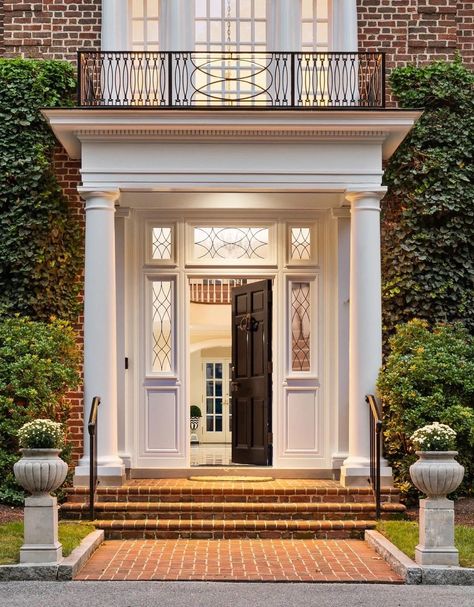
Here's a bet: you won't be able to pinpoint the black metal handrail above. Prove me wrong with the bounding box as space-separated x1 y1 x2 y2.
88 396 100 521
78 50 385 109
366 394 382 519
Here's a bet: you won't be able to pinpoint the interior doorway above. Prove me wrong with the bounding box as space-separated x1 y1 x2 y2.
189 277 272 467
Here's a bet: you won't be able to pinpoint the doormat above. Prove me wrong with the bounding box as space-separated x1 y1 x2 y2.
188 476 274 482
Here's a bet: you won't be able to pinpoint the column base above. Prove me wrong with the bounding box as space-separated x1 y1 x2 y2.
74 456 126 487
415 546 460 567
20 544 62 565
340 456 393 488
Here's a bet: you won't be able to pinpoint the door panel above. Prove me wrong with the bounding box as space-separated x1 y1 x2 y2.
231 279 272 465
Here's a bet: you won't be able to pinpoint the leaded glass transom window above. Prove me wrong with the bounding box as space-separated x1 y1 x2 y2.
193 227 269 260
302 0 330 52
152 227 173 260
291 282 311 372
130 0 160 51
291 227 311 261
152 280 173 372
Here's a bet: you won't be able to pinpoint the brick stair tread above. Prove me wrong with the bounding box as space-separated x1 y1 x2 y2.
61 501 405 513
93 518 377 530
66 486 398 497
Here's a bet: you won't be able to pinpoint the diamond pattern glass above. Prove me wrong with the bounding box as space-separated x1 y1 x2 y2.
291 227 311 261
291 282 311 372
193 227 269 260
152 280 172 372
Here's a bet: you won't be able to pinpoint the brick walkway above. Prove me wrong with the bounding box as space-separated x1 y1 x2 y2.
76 539 403 583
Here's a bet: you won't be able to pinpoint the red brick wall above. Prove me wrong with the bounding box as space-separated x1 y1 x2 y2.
53 148 85 464
1 1 101 60
358 1 474 104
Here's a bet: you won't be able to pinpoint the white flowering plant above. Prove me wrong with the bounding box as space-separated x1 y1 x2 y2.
410 422 457 452
17 419 65 450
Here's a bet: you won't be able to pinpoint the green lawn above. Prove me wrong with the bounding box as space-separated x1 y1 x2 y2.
377 520 474 568
0 521 95 566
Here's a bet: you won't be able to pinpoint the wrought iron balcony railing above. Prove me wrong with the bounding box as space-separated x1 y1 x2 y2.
78 51 385 109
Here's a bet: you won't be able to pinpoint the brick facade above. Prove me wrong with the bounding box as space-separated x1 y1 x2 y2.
1 1 101 60
358 1 474 104
0 1 473 466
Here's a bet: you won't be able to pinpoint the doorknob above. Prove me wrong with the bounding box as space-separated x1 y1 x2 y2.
230 381 240 393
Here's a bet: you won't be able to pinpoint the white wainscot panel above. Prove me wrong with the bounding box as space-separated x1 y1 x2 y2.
145 388 179 453
284 388 320 454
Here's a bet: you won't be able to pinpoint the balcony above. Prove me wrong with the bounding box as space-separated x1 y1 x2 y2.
78 51 385 109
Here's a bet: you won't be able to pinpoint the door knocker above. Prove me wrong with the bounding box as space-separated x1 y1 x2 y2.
239 313 259 332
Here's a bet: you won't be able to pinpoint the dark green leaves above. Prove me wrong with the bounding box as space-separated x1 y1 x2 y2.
0 58 82 321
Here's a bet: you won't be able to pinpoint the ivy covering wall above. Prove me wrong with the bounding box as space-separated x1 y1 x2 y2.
0 59 82 320
382 58 474 339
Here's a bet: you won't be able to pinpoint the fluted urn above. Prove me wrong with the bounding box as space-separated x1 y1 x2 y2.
13 448 68 496
409 451 464 499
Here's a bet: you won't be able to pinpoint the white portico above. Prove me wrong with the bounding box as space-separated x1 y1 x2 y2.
44 107 419 486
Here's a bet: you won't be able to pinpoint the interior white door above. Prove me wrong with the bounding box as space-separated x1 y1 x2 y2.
201 359 231 444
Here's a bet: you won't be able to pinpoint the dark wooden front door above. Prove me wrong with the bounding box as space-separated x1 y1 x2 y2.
231 279 272 466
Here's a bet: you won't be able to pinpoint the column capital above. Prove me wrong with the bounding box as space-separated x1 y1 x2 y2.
344 189 387 207
79 189 120 211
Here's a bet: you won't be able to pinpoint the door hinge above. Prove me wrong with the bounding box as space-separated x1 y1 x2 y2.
267 361 273 374
125 357 129 370
267 432 273 445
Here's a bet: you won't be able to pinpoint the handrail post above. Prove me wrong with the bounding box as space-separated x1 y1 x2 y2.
366 394 382 519
88 396 100 521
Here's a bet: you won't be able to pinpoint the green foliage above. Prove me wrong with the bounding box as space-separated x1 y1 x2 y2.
377 520 474 567
382 58 474 340
377 320 474 500
0 316 80 505
0 58 83 320
190 405 202 418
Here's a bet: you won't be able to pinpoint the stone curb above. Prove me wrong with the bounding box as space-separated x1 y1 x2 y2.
365 530 422 584
0 530 104 581
365 530 474 586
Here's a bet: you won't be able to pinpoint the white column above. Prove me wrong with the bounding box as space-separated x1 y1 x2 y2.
268 0 301 51
161 0 194 51
332 0 358 52
74 190 125 486
101 0 129 50
340 191 392 487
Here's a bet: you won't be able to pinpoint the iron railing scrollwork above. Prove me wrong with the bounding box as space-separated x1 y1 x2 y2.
78 51 385 109
366 394 382 519
88 396 100 521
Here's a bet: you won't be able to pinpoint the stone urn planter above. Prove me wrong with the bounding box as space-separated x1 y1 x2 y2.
13 448 68 496
409 451 464 498
409 446 465 566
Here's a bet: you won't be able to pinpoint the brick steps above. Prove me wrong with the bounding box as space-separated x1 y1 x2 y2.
65 486 400 504
61 500 405 521
92 518 377 540
62 480 403 540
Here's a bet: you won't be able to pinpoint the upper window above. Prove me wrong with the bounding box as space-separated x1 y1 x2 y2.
302 0 330 52
195 0 267 52
130 0 160 51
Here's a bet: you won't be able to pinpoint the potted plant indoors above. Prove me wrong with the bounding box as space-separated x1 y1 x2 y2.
409 422 465 499
190 405 202 444
13 419 68 496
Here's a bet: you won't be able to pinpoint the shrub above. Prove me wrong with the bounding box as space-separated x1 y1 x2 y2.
0 316 80 505
382 58 474 342
377 319 474 500
190 405 202 418
0 58 82 321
